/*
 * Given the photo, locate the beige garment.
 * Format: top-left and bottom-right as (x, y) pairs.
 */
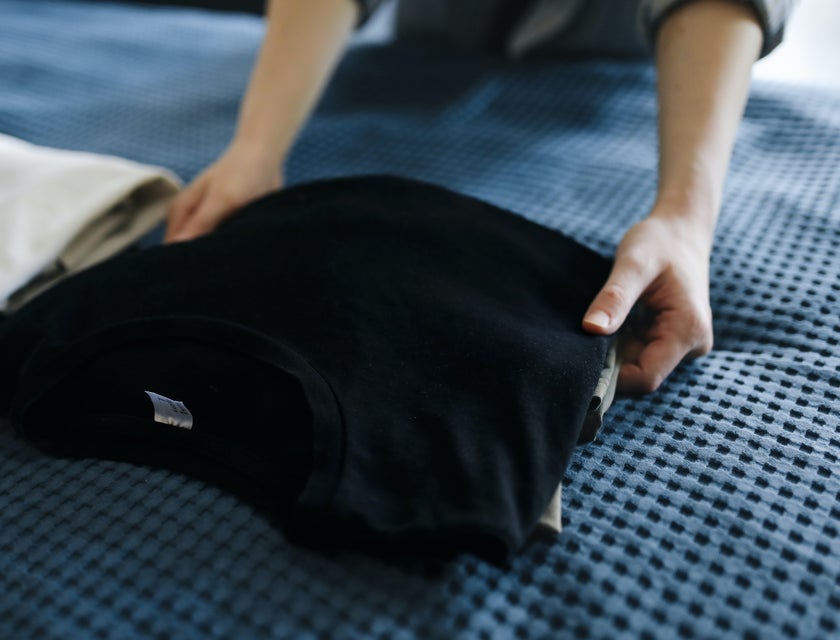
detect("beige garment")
(0, 134), (180, 311)
(537, 341), (620, 534)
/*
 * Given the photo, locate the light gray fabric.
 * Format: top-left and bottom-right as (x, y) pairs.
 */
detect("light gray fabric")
(355, 0), (796, 58)
(0, 134), (180, 312)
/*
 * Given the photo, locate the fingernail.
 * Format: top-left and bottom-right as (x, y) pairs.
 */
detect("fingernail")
(584, 310), (610, 329)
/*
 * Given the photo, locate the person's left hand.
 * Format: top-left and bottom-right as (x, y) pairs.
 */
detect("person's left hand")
(581, 206), (715, 393)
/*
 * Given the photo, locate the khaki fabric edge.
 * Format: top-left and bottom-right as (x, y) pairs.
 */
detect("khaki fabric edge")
(537, 340), (620, 534)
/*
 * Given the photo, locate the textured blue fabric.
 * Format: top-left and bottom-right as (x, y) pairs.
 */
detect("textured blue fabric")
(1, 1), (839, 639)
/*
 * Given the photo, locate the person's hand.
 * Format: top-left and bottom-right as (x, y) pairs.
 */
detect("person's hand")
(165, 142), (283, 243)
(582, 207), (714, 393)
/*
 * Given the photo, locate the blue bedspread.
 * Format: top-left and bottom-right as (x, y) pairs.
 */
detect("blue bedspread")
(1, 2), (838, 638)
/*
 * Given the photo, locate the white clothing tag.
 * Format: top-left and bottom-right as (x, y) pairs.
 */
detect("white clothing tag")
(144, 390), (193, 430)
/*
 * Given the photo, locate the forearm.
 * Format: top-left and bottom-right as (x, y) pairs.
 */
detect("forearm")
(653, 0), (763, 241)
(233, 0), (358, 162)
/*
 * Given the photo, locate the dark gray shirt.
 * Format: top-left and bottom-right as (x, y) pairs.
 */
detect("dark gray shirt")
(354, 0), (796, 58)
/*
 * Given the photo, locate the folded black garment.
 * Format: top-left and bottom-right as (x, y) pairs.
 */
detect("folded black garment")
(0, 175), (612, 562)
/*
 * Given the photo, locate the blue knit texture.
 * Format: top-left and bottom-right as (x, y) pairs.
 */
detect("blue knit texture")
(1, 2), (839, 638)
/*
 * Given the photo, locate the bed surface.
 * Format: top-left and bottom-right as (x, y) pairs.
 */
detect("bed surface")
(1, 1), (839, 638)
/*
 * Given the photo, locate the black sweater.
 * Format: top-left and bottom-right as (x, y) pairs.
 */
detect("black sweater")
(0, 175), (611, 562)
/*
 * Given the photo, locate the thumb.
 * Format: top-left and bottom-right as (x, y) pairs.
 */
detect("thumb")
(582, 251), (660, 335)
(168, 197), (228, 243)
(165, 178), (208, 243)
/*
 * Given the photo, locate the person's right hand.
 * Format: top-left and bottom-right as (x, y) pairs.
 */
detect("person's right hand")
(582, 208), (715, 394)
(165, 142), (283, 243)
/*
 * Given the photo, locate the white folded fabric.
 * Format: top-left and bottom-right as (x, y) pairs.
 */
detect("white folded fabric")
(0, 134), (181, 311)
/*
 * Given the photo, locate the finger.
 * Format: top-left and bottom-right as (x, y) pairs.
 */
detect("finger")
(618, 334), (645, 366)
(165, 179), (208, 243)
(168, 199), (226, 243)
(582, 250), (661, 335)
(617, 334), (690, 394)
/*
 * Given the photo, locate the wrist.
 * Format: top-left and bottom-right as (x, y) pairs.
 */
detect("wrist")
(226, 134), (287, 167)
(648, 195), (717, 249)
(653, 170), (721, 239)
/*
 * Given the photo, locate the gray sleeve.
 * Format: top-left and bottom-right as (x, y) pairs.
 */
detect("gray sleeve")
(641, 0), (799, 58)
(352, 0), (385, 27)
